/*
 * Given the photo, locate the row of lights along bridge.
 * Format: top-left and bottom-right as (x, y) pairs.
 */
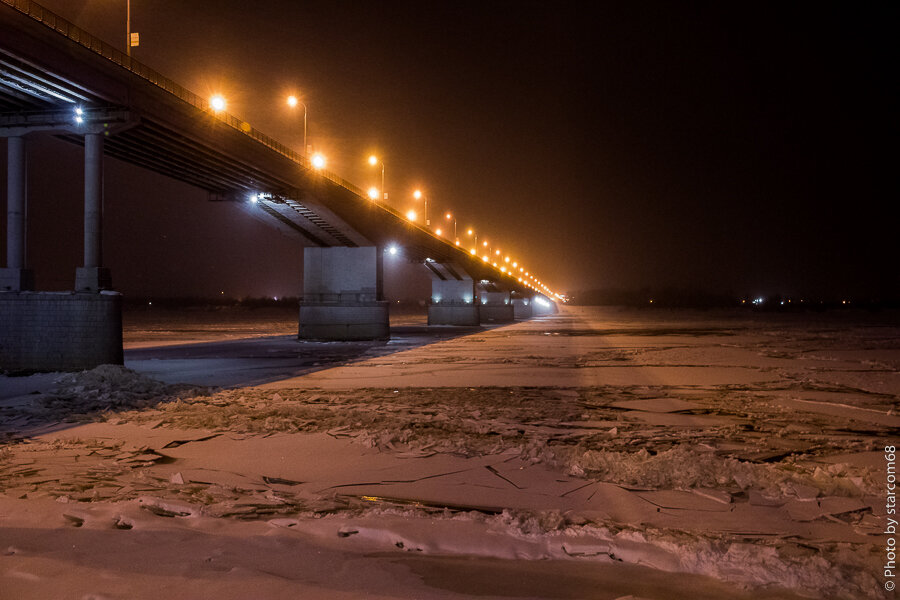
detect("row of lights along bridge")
(207, 93), (559, 300)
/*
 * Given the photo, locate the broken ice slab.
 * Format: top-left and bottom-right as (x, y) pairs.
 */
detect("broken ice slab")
(558, 420), (621, 430)
(609, 398), (703, 413)
(160, 433), (221, 449)
(137, 496), (196, 518)
(775, 397), (900, 427)
(393, 448), (438, 459)
(747, 490), (787, 507)
(262, 475), (303, 486)
(325, 426), (353, 438)
(690, 488), (733, 505)
(341, 493), (506, 515)
(632, 490), (733, 512)
(619, 411), (742, 427)
(61, 513), (85, 527)
(119, 453), (163, 463)
(806, 451), (888, 470)
(784, 497), (871, 522)
(560, 540), (614, 558)
(169, 468), (257, 489)
(268, 518), (300, 529)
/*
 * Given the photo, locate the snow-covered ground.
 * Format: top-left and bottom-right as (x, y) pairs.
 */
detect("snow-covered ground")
(1, 306), (897, 599)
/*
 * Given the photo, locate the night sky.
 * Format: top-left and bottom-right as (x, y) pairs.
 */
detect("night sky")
(2, 1), (895, 301)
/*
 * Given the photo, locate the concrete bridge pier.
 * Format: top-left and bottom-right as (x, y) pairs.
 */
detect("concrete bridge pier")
(1, 126), (122, 372)
(511, 296), (533, 319)
(0, 136), (34, 292)
(478, 285), (515, 323)
(424, 261), (479, 326)
(299, 246), (389, 340)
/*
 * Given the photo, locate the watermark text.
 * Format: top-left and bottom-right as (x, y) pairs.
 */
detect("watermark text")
(885, 445), (897, 592)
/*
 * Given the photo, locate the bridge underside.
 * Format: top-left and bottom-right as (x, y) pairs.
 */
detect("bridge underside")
(0, 2), (554, 372)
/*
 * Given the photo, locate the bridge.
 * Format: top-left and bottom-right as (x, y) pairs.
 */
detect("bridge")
(0, 0), (557, 371)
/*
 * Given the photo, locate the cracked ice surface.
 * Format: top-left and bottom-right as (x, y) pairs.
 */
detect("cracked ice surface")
(0, 306), (897, 599)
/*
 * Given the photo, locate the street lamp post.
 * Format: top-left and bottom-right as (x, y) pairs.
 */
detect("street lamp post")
(125, 0), (141, 57)
(126, 0), (130, 57)
(286, 95), (308, 153)
(413, 189), (428, 226)
(445, 212), (456, 239)
(368, 155), (385, 201)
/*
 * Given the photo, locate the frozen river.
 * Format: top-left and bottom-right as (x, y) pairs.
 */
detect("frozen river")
(1, 306), (898, 599)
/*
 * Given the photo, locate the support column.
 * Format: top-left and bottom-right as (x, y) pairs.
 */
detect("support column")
(478, 289), (515, 323)
(299, 246), (389, 340)
(425, 262), (479, 326)
(0, 109), (134, 372)
(511, 297), (533, 319)
(0, 136), (34, 291)
(75, 132), (111, 291)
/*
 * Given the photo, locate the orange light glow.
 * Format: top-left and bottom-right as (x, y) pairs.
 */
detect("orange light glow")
(210, 95), (226, 111)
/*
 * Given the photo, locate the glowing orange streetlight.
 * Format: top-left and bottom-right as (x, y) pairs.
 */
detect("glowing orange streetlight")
(286, 94), (308, 153)
(311, 153), (326, 169)
(444, 212), (457, 239)
(210, 94), (226, 112)
(368, 155), (385, 201)
(413, 189), (428, 225)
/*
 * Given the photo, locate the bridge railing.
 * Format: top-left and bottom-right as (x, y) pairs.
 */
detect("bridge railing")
(1, 0), (376, 203)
